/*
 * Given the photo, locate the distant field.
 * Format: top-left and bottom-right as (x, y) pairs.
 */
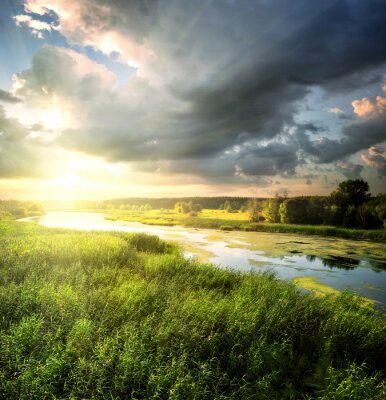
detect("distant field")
(0, 221), (385, 399)
(107, 208), (249, 225)
(106, 208), (386, 242)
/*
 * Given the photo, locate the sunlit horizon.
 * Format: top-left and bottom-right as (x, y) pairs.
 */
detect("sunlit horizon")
(1, 0), (386, 200)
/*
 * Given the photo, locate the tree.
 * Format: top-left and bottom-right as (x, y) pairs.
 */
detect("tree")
(0, 210), (13, 220)
(261, 194), (286, 223)
(174, 201), (201, 214)
(374, 194), (386, 228)
(28, 202), (43, 213)
(331, 179), (371, 209)
(279, 198), (310, 224)
(247, 198), (263, 222)
(223, 200), (233, 212)
(376, 204), (386, 228)
(306, 197), (329, 225)
(240, 203), (248, 213)
(330, 179), (371, 227)
(325, 204), (342, 226)
(191, 203), (202, 212)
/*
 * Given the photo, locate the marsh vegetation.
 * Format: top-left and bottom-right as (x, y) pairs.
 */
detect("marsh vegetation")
(1, 221), (385, 399)
(27, 211), (386, 305)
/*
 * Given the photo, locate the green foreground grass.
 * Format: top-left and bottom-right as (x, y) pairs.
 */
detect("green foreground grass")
(1, 221), (385, 399)
(106, 209), (386, 242)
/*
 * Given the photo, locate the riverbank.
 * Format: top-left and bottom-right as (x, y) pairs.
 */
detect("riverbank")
(105, 209), (386, 242)
(24, 211), (386, 304)
(1, 220), (385, 399)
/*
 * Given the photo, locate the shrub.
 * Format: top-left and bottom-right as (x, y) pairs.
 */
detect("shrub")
(125, 232), (174, 254)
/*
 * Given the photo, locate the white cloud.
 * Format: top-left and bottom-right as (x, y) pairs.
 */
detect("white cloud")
(20, 0), (258, 86)
(352, 85), (386, 118)
(21, 0), (160, 80)
(9, 45), (186, 165)
(14, 14), (56, 38)
(13, 46), (116, 100)
(11, 46), (116, 132)
(328, 107), (344, 114)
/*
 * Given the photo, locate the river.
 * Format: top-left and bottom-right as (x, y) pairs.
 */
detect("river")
(21, 211), (386, 305)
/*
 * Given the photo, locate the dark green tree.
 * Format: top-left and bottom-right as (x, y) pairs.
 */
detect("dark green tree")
(330, 179), (371, 227)
(374, 194), (386, 228)
(279, 198), (310, 224)
(330, 179), (371, 209)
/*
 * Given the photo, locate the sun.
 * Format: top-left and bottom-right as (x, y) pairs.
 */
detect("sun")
(42, 108), (66, 131)
(55, 172), (81, 190)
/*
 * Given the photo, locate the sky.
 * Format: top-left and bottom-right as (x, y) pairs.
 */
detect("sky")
(0, 0), (386, 201)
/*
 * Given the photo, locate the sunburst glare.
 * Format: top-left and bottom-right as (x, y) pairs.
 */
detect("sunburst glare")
(42, 108), (67, 131)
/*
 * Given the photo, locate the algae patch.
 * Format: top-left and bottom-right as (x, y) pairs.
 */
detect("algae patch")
(293, 276), (340, 296)
(182, 243), (214, 263)
(293, 276), (376, 307)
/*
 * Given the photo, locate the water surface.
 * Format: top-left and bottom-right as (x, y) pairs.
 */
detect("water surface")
(21, 211), (386, 305)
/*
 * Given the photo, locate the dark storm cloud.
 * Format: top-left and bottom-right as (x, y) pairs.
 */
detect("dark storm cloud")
(131, 136), (301, 182)
(121, 0), (383, 161)
(13, 0), (386, 181)
(0, 89), (21, 103)
(238, 141), (300, 177)
(307, 113), (386, 163)
(168, 0), (386, 151)
(335, 160), (363, 179)
(321, 68), (384, 94)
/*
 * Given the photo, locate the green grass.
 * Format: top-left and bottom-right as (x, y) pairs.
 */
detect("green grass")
(242, 223), (386, 242)
(1, 221), (385, 399)
(106, 209), (386, 242)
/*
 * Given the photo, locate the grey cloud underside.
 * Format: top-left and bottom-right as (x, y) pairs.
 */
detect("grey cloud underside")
(335, 161), (364, 179)
(130, 139), (300, 184)
(0, 89), (22, 104)
(362, 145), (386, 176)
(18, 46), (114, 101)
(14, 0), (386, 181)
(309, 114), (386, 163)
(0, 107), (46, 177)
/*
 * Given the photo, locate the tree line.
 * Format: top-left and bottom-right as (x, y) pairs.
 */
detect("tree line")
(74, 179), (385, 229)
(76, 197), (252, 211)
(0, 200), (44, 219)
(248, 180), (386, 229)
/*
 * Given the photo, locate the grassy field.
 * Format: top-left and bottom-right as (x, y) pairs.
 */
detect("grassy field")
(0, 220), (385, 399)
(106, 209), (386, 242)
(106, 209), (249, 226)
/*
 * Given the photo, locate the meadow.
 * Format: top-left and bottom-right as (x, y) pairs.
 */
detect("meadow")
(0, 220), (385, 399)
(106, 209), (386, 242)
(106, 208), (250, 226)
